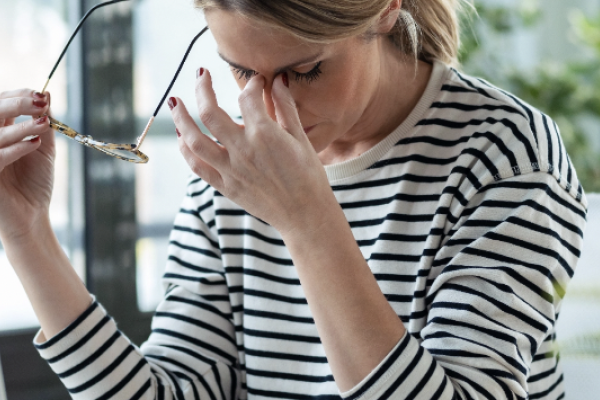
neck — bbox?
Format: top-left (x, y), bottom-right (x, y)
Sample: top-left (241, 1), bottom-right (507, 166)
top-left (318, 43), bottom-right (432, 165)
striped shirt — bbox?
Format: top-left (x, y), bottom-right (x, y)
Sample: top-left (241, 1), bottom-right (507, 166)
top-left (35, 60), bottom-right (587, 400)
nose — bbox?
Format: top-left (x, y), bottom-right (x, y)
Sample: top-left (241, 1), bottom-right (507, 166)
top-left (262, 77), bottom-right (277, 121)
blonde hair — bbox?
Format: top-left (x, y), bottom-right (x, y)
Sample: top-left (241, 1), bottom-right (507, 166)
top-left (194, 0), bottom-right (466, 66)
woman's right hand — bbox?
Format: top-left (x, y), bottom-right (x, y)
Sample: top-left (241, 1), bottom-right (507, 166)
top-left (0, 89), bottom-right (56, 243)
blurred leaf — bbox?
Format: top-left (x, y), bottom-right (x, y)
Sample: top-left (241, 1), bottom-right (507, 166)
top-left (571, 10), bottom-right (600, 51)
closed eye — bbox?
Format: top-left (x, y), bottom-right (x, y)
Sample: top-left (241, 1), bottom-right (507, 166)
top-left (231, 61), bottom-right (323, 84)
top-left (292, 61), bottom-right (322, 84)
top-left (232, 67), bottom-right (257, 81)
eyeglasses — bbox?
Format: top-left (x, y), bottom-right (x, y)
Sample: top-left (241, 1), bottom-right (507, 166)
top-left (41, 0), bottom-right (209, 163)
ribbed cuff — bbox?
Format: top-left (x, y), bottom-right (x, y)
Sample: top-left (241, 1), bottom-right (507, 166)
top-left (340, 331), bottom-right (443, 400)
top-left (33, 297), bottom-right (116, 375)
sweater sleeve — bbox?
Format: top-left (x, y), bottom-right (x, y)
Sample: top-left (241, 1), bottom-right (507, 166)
top-left (34, 178), bottom-right (242, 399)
top-left (340, 171), bottom-right (587, 400)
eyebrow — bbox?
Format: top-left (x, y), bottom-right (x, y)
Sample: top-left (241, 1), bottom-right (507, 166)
top-left (218, 51), bottom-right (325, 75)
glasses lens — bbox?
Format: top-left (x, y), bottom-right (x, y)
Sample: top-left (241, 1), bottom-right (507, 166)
top-left (93, 146), bottom-right (149, 163)
top-left (49, 117), bottom-right (149, 163)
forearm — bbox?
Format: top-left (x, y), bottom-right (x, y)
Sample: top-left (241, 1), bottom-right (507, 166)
top-left (2, 218), bottom-right (92, 339)
top-left (281, 201), bottom-right (406, 393)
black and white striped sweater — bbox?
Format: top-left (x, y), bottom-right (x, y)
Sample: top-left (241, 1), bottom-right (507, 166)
top-left (35, 61), bottom-right (587, 400)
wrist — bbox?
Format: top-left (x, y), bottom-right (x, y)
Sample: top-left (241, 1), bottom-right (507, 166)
top-left (1, 215), bottom-right (54, 259)
top-left (279, 199), bottom-right (353, 258)
top-left (1, 213), bottom-right (90, 339)
top-left (279, 195), bottom-right (347, 243)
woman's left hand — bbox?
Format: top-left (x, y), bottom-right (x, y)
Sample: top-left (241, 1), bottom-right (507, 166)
top-left (171, 70), bottom-right (337, 235)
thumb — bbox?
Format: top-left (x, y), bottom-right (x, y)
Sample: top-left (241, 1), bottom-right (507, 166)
top-left (271, 73), bottom-right (303, 138)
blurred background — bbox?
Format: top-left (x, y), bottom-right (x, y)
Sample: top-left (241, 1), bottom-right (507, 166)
top-left (0, 0), bottom-right (598, 398)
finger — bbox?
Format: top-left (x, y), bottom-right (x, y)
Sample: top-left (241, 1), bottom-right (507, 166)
top-left (45, 91), bottom-right (53, 117)
top-left (178, 136), bottom-right (223, 190)
top-left (0, 89), bottom-right (49, 117)
top-left (237, 74), bottom-right (271, 127)
top-left (272, 73), bottom-right (304, 139)
top-left (170, 97), bottom-right (229, 169)
top-left (0, 136), bottom-right (42, 171)
top-left (37, 110), bottom-right (56, 151)
top-left (0, 116), bottom-right (51, 148)
top-left (0, 88), bottom-right (43, 100)
top-left (0, 95), bottom-right (50, 120)
top-left (195, 69), bottom-right (240, 146)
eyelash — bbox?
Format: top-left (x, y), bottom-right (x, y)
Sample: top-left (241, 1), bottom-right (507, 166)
top-left (232, 61), bottom-right (323, 84)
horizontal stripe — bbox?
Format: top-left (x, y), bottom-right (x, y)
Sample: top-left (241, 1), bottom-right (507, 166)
top-left (245, 367), bottom-right (334, 383)
top-left (172, 225), bottom-right (220, 249)
top-left (47, 316), bottom-right (111, 364)
top-left (68, 345), bottom-right (136, 393)
top-left (152, 329), bottom-right (237, 364)
top-left (431, 101), bottom-right (526, 119)
top-left (154, 312), bottom-right (236, 346)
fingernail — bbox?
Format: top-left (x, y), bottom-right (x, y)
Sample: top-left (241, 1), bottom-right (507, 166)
top-left (176, 128), bottom-right (181, 137)
top-left (196, 67), bottom-right (204, 78)
top-left (33, 91), bottom-right (45, 99)
top-left (35, 115), bottom-right (48, 125)
top-left (168, 97), bottom-right (177, 110)
top-left (282, 72), bottom-right (289, 88)
top-left (30, 136), bottom-right (41, 143)
top-left (33, 100), bottom-right (48, 108)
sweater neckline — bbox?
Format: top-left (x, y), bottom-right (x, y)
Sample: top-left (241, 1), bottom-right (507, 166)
top-left (324, 60), bottom-right (448, 183)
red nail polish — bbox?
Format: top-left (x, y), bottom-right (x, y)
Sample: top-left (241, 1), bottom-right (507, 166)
top-left (168, 97), bottom-right (177, 110)
top-left (33, 100), bottom-right (48, 108)
top-left (33, 91), bottom-right (45, 99)
top-left (282, 72), bottom-right (289, 88)
top-left (30, 136), bottom-right (41, 143)
top-left (176, 128), bottom-right (181, 137)
top-left (35, 115), bottom-right (48, 125)
top-left (197, 68), bottom-right (205, 78)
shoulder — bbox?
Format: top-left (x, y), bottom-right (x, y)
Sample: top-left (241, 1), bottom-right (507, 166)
top-left (185, 174), bottom-right (215, 200)
top-left (418, 65), bottom-right (585, 206)
top-left (178, 174), bottom-right (217, 220)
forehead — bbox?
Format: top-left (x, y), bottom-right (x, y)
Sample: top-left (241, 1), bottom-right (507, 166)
top-left (205, 9), bottom-right (330, 69)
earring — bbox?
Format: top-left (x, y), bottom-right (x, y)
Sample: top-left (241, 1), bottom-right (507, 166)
top-left (399, 9), bottom-right (418, 59)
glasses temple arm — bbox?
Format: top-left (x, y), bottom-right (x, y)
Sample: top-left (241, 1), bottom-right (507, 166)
top-left (136, 26), bottom-right (209, 148)
top-left (42, 0), bottom-right (131, 93)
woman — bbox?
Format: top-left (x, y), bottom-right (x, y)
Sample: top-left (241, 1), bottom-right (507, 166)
top-left (0, 0), bottom-right (587, 398)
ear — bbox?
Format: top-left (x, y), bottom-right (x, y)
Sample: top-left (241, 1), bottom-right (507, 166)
top-left (374, 0), bottom-right (402, 34)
